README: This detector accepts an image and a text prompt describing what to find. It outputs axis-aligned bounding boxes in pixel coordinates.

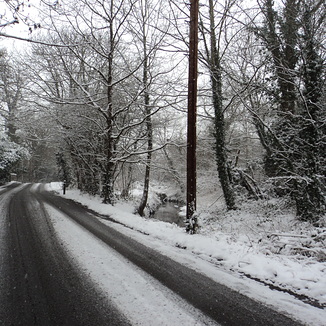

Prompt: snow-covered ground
[46,182,326,326]
[44,203,217,326]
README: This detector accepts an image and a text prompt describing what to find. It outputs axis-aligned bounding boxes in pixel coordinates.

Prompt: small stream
[152,202,184,227]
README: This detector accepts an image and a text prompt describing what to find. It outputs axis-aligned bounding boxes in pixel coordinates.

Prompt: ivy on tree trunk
[208,0,236,210]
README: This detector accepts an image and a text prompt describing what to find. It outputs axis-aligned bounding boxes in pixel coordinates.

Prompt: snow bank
[46,182,326,325]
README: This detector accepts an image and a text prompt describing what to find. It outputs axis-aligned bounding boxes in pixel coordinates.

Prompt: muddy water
[153,202,184,227]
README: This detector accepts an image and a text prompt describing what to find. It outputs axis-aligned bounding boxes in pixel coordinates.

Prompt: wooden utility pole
[186,0,199,233]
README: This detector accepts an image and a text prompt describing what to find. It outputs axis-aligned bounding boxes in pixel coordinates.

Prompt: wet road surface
[0,183,130,325]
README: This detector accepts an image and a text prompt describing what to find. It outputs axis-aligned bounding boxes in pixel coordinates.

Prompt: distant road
[0,183,303,326]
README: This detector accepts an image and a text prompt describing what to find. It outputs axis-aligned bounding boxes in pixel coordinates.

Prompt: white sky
[0,0,44,50]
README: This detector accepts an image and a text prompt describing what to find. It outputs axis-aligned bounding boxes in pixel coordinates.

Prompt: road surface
[0,183,303,325]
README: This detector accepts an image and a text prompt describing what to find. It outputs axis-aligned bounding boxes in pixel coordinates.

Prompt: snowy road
[0,183,303,325]
[0,183,129,325]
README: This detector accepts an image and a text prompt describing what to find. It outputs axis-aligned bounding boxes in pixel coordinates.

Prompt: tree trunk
[137,89,152,216]
[102,0,115,204]
[208,0,236,210]
[295,4,325,221]
[137,4,153,217]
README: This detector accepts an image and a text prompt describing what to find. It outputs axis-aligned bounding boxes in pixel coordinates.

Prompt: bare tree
[30,0,138,204]
[126,0,172,216]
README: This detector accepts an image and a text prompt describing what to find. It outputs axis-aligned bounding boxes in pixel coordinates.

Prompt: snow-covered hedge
[0,133,26,183]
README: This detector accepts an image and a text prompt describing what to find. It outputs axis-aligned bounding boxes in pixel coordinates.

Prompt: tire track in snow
[37,185,303,326]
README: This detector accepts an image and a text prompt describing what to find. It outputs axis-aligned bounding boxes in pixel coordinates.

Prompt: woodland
[0,0,325,224]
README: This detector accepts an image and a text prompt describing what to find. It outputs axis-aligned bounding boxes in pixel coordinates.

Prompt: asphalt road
[0,183,304,326]
[0,183,130,326]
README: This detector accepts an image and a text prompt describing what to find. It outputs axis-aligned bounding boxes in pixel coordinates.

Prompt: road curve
[34,184,303,326]
[0,184,131,326]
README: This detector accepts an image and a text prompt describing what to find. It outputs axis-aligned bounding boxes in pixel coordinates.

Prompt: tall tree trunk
[137,98,152,216]
[137,1,153,216]
[208,0,236,210]
[294,3,325,221]
[102,0,115,204]
[137,7,152,216]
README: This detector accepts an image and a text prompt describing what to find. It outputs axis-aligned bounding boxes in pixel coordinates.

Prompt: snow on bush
[0,133,27,181]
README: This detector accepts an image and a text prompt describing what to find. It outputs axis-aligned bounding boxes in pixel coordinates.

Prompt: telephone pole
[186,0,199,233]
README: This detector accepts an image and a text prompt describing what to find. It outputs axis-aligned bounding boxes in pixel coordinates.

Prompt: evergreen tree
[255,0,325,222]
